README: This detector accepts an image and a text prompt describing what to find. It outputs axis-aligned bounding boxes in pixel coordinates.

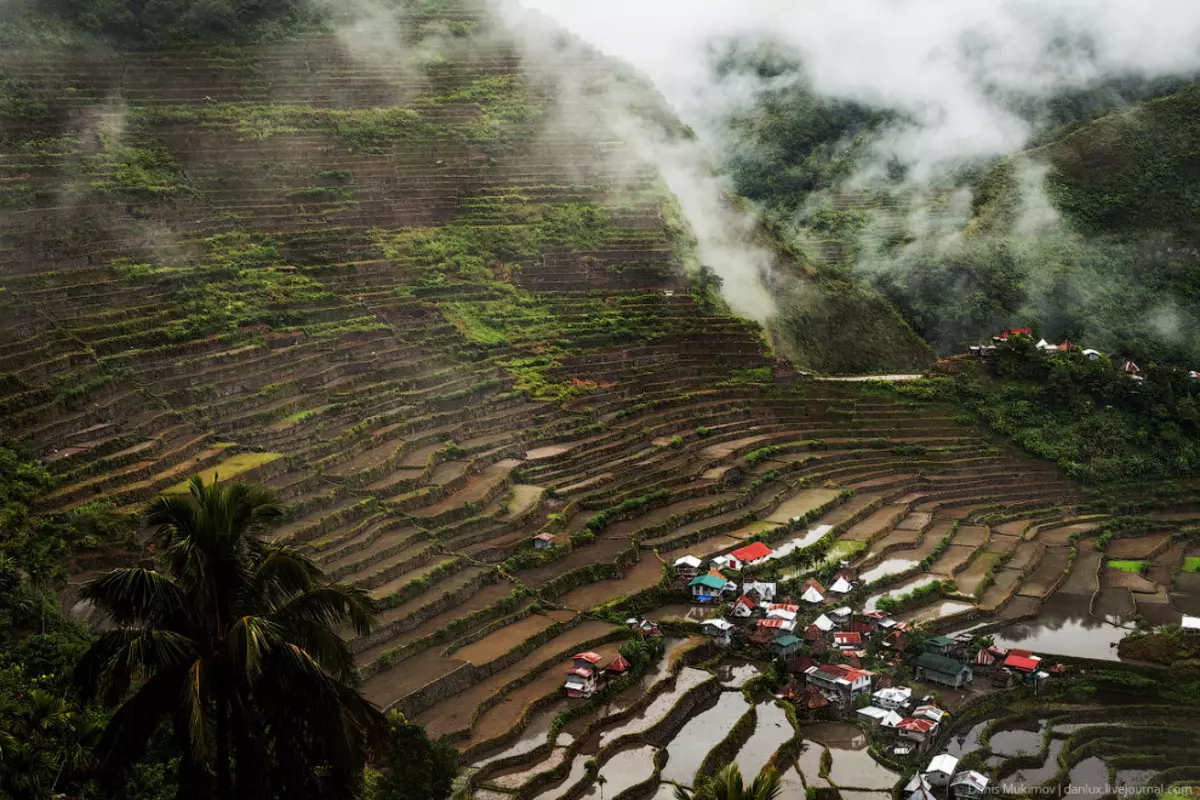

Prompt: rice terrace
[2,1,1200,799]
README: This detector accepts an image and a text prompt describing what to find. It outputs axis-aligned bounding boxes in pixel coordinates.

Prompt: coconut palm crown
[73,475,385,800]
[674,763,783,800]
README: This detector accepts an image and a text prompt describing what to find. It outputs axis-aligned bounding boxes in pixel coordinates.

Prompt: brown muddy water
[802,722,898,790]
[990,594,1129,661]
[659,691,751,786]
[734,702,793,782]
[489,747,571,790]
[472,697,570,768]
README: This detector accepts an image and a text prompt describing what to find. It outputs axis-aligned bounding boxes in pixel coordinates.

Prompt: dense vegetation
[714,43,1200,367]
[889,337,1200,482]
[0,469,453,800]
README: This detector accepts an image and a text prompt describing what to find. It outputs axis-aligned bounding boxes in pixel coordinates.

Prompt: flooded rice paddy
[660,692,751,785]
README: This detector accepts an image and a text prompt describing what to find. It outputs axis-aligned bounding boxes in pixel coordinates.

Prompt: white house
[712,554,742,571]
[701,618,735,646]
[801,585,824,604]
[950,771,989,800]
[812,614,835,632]
[1082,348,1101,360]
[731,595,757,618]
[913,704,948,724]
[872,686,913,710]
[743,581,777,602]
[905,775,936,800]
[766,604,798,622]
[1182,615,1200,631]
[829,576,854,594]
[924,753,959,788]
[674,554,703,578]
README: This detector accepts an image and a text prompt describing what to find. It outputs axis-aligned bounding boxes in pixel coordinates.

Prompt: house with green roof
[925,635,953,655]
[689,573,728,603]
[915,652,973,688]
[772,634,803,657]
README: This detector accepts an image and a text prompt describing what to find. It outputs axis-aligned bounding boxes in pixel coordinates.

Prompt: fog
[515,0,1200,177]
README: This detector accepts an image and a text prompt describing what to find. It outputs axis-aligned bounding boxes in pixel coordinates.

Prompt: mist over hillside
[517,0,1200,364]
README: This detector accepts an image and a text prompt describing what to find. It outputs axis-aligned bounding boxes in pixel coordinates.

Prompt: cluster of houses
[906,752,989,800]
[968,328,1104,362]
[563,619,662,698]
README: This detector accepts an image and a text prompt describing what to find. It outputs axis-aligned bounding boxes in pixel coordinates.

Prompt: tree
[73,475,386,800]
[370,711,457,800]
[673,764,782,800]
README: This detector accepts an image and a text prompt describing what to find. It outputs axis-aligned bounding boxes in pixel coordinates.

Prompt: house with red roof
[805,662,875,701]
[993,327,1033,342]
[896,716,939,751]
[1002,651,1040,673]
[572,652,602,673]
[731,541,774,565]
[834,631,863,649]
[731,594,758,618]
[605,655,630,675]
[565,666,596,698]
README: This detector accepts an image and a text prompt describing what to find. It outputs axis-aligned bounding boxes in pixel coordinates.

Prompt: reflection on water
[735,702,793,781]
[1066,756,1110,800]
[1005,740,1064,791]
[944,720,988,758]
[991,594,1129,661]
[577,745,658,800]
[864,575,941,612]
[988,720,1046,757]
[796,741,830,788]
[803,722,898,790]
[859,558,919,585]
[660,692,751,786]
[597,669,711,748]
[717,662,761,688]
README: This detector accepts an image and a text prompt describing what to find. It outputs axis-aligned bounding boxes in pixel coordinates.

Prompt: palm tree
[673,763,783,800]
[73,475,386,800]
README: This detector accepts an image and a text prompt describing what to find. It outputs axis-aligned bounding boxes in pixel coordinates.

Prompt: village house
[912,704,948,725]
[924,635,953,655]
[712,554,742,571]
[904,775,937,800]
[896,717,939,752]
[924,753,959,788]
[950,771,989,800]
[812,613,835,632]
[765,603,799,622]
[1002,649,1045,685]
[731,541,774,567]
[673,554,703,580]
[701,618,735,646]
[993,327,1033,341]
[1082,348,1102,360]
[915,652,973,688]
[625,617,661,637]
[743,581,778,602]
[688,573,728,603]
[757,618,797,636]
[731,594,758,618]
[833,631,862,649]
[564,667,596,698]
[805,663,875,701]
[829,606,852,626]
[857,705,903,729]
[533,532,555,550]
[1182,615,1200,631]
[605,654,630,677]
[829,575,855,594]
[772,634,803,658]
[872,686,913,710]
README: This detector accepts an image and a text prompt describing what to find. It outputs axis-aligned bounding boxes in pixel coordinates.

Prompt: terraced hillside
[3,1,1200,797]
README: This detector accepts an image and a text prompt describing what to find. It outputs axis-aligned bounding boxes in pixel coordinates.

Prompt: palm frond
[182,658,217,769]
[90,667,185,787]
[75,628,199,706]
[747,767,782,800]
[273,618,358,684]
[225,615,285,682]
[268,583,378,637]
[250,544,323,608]
[79,567,191,628]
